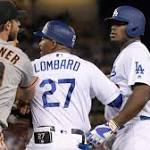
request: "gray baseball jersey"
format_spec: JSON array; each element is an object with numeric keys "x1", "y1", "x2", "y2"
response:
[{"x1": 0, "y1": 39, "x2": 33, "y2": 127}]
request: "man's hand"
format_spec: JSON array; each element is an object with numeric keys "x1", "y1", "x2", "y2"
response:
[
  {"x1": 0, "y1": 132, "x2": 8, "y2": 150},
  {"x1": 86, "y1": 120, "x2": 119, "y2": 147}
]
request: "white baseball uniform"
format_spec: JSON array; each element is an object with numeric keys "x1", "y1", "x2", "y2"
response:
[
  {"x1": 105, "y1": 40, "x2": 150, "y2": 150},
  {"x1": 0, "y1": 39, "x2": 34, "y2": 130},
  {"x1": 26, "y1": 51, "x2": 120, "y2": 150}
]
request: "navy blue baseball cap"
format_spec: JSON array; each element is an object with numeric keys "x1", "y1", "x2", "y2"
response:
[{"x1": 0, "y1": 0, "x2": 26, "y2": 25}]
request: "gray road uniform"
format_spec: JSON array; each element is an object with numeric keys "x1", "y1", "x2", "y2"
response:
[{"x1": 0, "y1": 39, "x2": 34, "y2": 130}]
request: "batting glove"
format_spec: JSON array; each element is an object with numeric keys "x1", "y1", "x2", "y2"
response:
[{"x1": 86, "y1": 120, "x2": 119, "y2": 146}]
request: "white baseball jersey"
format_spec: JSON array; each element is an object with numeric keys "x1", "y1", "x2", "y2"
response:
[
  {"x1": 0, "y1": 39, "x2": 33, "y2": 127},
  {"x1": 31, "y1": 51, "x2": 120, "y2": 133},
  {"x1": 105, "y1": 40, "x2": 150, "y2": 121}
]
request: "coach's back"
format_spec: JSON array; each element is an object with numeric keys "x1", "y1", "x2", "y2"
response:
[
  {"x1": 32, "y1": 51, "x2": 119, "y2": 133},
  {"x1": 26, "y1": 20, "x2": 121, "y2": 150}
]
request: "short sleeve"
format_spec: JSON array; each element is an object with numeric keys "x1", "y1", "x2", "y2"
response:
[
  {"x1": 19, "y1": 59, "x2": 34, "y2": 88},
  {"x1": 90, "y1": 64, "x2": 120, "y2": 105},
  {"x1": 128, "y1": 57, "x2": 150, "y2": 86}
]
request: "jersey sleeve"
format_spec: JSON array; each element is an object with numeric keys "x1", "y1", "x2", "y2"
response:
[
  {"x1": 89, "y1": 63, "x2": 120, "y2": 105},
  {"x1": 128, "y1": 55, "x2": 150, "y2": 86},
  {"x1": 19, "y1": 58, "x2": 34, "y2": 88}
]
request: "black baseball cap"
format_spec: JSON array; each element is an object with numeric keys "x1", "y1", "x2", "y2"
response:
[{"x1": 0, "y1": 0, "x2": 26, "y2": 25}]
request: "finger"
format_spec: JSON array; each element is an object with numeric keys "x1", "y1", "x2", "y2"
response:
[
  {"x1": 0, "y1": 133, "x2": 8, "y2": 150},
  {"x1": 20, "y1": 105, "x2": 30, "y2": 114}
]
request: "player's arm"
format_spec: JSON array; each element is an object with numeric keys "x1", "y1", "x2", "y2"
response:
[
  {"x1": 86, "y1": 83, "x2": 150, "y2": 147},
  {"x1": 16, "y1": 76, "x2": 38, "y2": 115},
  {"x1": 85, "y1": 64, "x2": 123, "y2": 147},
  {"x1": 8, "y1": 38, "x2": 37, "y2": 102},
  {"x1": 113, "y1": 56, "x2": 150, "y2": 126},
  {"x1": 0, "y1": 132, "x2": 8, "y2": 150},
  {"x1": 86, "y1": 94, "x2": 123, "y2": 147},
  {"x1": 16, "y1": 76, "x2": 38, "y2": 103},
  {"x1": 113, "y1": 83, "x2": 150, "y2": 126},
  {"x1": 17, "y1": 53, "x2": 39, "y2": 103},
  {"x1": 86, "y1": 58, "x2": 150, "y2": 147},
  {"x1": 89, "y1": 63, "x2": 122, "y2": 106}
]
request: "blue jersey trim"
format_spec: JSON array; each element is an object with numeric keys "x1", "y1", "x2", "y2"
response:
[{"x1": 108, "y1": 94, "x2": 123, "y2": 109}]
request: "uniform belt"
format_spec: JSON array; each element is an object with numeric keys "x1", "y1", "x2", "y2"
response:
[
  {"x1": 40, "y1": 126, "x2": 84, "y2": 135},
  {"x1": 35, "y1": 126, "x2": 85, "y2": 144},
  {"x1": 71, "y1": 129, "x2": 84, "y2": 135},
  {"x1": 140, "y1": 115, "x2": 150, "y2": 120},
  {"x1": 50, "y1": 126, "x2": 85, "y2": 144}
]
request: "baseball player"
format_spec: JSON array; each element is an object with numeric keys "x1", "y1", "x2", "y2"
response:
[
  {"x1": 25, "y1": 20, "x2": 123, "y2": 150},
  {"x1": 0, "y1": 0, "x2": 37, "y2": 149},
  {"x1": 86, "y1": 5, "x2": 150, "y2": 150}
]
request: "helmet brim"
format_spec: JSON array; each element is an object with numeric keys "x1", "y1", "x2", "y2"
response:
[
  {"x1": 33, "y1": 31, "x2": 45, "y2": 38},
  {"x1": 33, "y1": 31, "x2": 53, "y2": 40},
  {"x1": 104, "y1": 17, "x2": 128, "y2": 25}
]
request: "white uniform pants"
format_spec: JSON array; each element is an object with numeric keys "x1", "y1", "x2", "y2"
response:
[
  {"x1": 25, "y1": 127, "x2": 83, "y2": 150},
  {"x1": 112, "y1": 119, "x2": 150, "y2": 150}
]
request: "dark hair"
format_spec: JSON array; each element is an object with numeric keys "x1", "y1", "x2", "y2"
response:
[{"x1": 0, "y1": 0, "x2": 25, "y2": 25}]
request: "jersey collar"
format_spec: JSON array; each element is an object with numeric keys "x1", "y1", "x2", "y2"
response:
[{"x1": 0, "y1": 39, "x2": 8, "y2": 45}]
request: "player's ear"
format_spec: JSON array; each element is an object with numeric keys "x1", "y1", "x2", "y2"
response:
[
  {"x1": 52, "y1": 40, "x2": 57, "y2": 47},
  {"x1": 4, "y1": 21, "x2": 12, "y2": 31},
  {"x1": 51, "y1": 40, "x2": 58, "y2": 49}
]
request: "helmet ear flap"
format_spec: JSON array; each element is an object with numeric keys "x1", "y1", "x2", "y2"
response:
[{"x1": 126, "y1": 23, "x2": 143, "y2": 37}]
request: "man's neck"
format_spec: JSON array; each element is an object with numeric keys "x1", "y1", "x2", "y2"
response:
[
  {"x1": 120, "y1": 37, "x2": 140, "y2": 51},
  {"x1": 0, "y1": 32, "x2": 8, "y2": 42},
  {"x1": 53, "y1": 45, "x2": 71, "y2": 53}
]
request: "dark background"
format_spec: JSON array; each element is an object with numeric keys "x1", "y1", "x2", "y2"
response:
[{"x1": 98, "y1": 0, "x2": 150, "y2": 48}]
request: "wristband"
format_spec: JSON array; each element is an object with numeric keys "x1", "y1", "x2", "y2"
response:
[{"x1": 108, "y1": 119, "x2": 120, "y2": 132}]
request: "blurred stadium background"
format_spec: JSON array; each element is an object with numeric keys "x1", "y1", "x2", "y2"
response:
[{"x1": 4, "y1": 0, "x2": 150, "y2": 149}]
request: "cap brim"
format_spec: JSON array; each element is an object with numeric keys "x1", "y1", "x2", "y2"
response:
[{"x1": 33, "y1": 31, "x2": 45, "y2": 37}]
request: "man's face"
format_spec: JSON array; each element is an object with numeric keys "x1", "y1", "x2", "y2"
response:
[
  {"x1": 8, "y1": 19, "x2": 20, "y2": 41},
  {"x1": 110, "y1": 24, "x2": 129, "y2": 44}
]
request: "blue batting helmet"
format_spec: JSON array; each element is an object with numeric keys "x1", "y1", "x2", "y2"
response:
[
  {"x1": 105, "y1": 6, "x2": 146, "y2": 37},
  {"x1": 34, "y1": 20, "x2": 76, "y2": 48}
]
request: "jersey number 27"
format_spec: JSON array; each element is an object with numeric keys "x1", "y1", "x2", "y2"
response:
[{"x1": 40, "y1": 78, "x2": 75, "y2": 108}]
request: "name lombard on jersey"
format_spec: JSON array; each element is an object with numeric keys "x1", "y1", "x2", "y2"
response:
[{"x1": 34, "y1": 59, "x2": 81, "y2": 72}]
